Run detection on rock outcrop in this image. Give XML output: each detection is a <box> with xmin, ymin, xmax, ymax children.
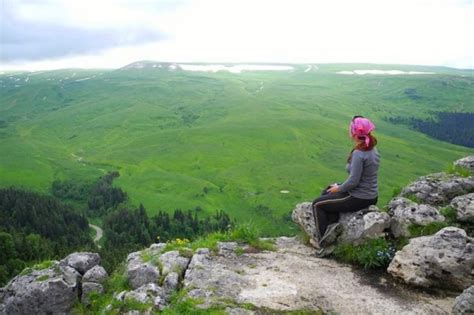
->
<box><xmin>387</xmin><ymin>227</ymin><xmax>474</xmax><ymax>290</ymax></box>
<box><xmin>181</xmin><ymin>237</ymin><xmax>452</xmax><ymax>314</ymax></box>
<box><xmin>387</xmin><ymin>197</ymin><xmax>445</xmax><ymax>238</ymax></box>
<box><xmin>454</xmin><ymin>155</ymin><xmax>474</xmax><ymax>173</ymax></box>
<box><xmin>400</xmin><ymin>173</ymin><xmax>474</xmax><ymax>206</ymax></box>
<box><xmin>0</xmin><ymin>252</ymin><xmax>105</xmax><ymax>315</ymax></box>
<box><xmin>453</xmin><ymin>285</ymin><xmax>474</xmax><ymax>315</ymax></box>
<box><xmin>451</xmin><ymin>193</ymin><xmax>474</xmax><ymax>223</ymax></box>
<box><xmin>292</xmin><ymin>203</ymin><xmax>391</xmax><ymax>245</ymax></box>
<box><xmin>115</xmin><ymin>244</ymin><xmax>192</xmax><ymax>312</ymax></box>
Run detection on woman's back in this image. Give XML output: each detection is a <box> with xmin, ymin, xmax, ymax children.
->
<box><xmin>343</xmin><ymin>148</ymin><xmax>380</xmax><ymax>199</ymax></box>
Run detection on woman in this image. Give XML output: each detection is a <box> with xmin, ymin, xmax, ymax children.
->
<box><xmin>311</xmin><ymin>116</ymin><xmax>380</xmax><ymax>256</ymax></box>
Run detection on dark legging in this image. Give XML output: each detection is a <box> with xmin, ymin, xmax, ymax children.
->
<box><xmin>312</xmin><ymin>190</ymin><xmax>377</xmax><ymax>239</ymax></box>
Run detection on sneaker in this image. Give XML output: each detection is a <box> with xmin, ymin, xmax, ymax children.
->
<box><xmin>309</xmin><ymin>237</ymin><xmax>320</xmax><ymax>249</ymax></box>
<box><xmin>312</xmin><ymin>245</ymin><xmax>335</xmax><ymax>258</ymax></box>
<box><xmin>319</xmin><ymin>223</ymin><xmax>342</xmax><ymax>248</ymax></box>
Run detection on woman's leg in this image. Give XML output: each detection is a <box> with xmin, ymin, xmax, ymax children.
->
<box><xmin>311</xmin><ymin>192</ymin><xmax>350</xmax><ymax>239</ymax></box>
<box><xmin>314</xmin><ymin>195</ymin><xmax>377</xmax><ymax>238</ymax></box>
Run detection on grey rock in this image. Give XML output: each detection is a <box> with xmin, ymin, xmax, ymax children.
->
<box><xmin>83</xmin><ymin>265</ymin><xmax>108</xmax><ymax>284</ymax></box>
<box><xmin>183</xmin><ymin>247</ymin><xmax>250</xmax><ymax>308</ymax></box>
<box><xmin>1</xmin><ymin>261</ymin><xmax>79</xmax><ymax>314</ymax></box>
<box><xmin>159</xmin><ymin>250</ymin><xmax>190</xmax><ymax>275</ymax></box>
<box><xmin>125</xmin><ymin>283</ymin><xmax>165</xmax><ymax>309</ymax></box>
<box><xmin>388</xmin><ymin>227</ymin><xmax>474</xmax><ymax>290</ymax></box>
<box><xmin>82</xmin><ymin>282</ymin><xmax>104</xmax><ymax>305</ymax></box>
<box><xmin>126</xmin><ymin>252</ymin><xmax>160</xmax><ymax>290</ymax></box>
<box><xmin>114</xmin><ymin>290</ymin><xmax>127</xmax><ymax>302</ymax></box>
<box><xmin>401</xmin><ymin>173</ymin><xmax>474</xmax><ymax>206</ymax></box>
<box><xmin>291</xmin><ymin>202</ymin><xmax>320</xmax><ymax>246</ymax></box>
<box><xmin>181</xmin><ymin>236</ymin><xmax>454</xmax><ymax>314</ymax></box>
<box><xmin>226</xmin><ymin>307</ymin><xmax>255</xmax><ymax>315</ymax></box>
<box><xmin>163</xmin><ymin>272</ymin><xmax>179</xmax><ymax>295</ymax></box>
<box><xmin>61</xmin><ymin>252</ymin><xmax>101</xmax><ymax>274</ymax></box>
<box><xmin>195</xmin><ymin>248</ymin><xmax>210</xmax><ymax>255</ymax></box>
<box><xmin>453</xmin><ymin>285</ymin><xmax>474</xmax><ymax>315</ymax></box>
<box><xmin>451</xmin><ymin>193</ymin><xmax>474</xmax><ymax>223</ymax></box>
<box><xmin>338</xmin><ymin>205</ymin><xmax>391</xmax><ymax>244</ymax></box>
<box><xmin>59</xmin><ymin>265</ymin><xmax>81</xmax><ymax>285</ymax></box>
<box><xmin>454</xmin><ymin>155</ymin><xmax>474</xmax><ymax>174</ymax></box>
<box><xmin>149</xmin><ymin>243</ymin><xmax>167</xmax><ymax>252</ymax></box>
<box><xmin>388</xmin><ymin>197</ymin><xmax>445</xmax><ymax>238</ymax></box>
<box><xmin>218</xmin><ymin>242</ymin><xmax>238</xmax><ymax>256</ymax></box>
<box><xmin>293</xmin><ymin>202</ymin><xmax>390</xmax><ymax>245</ymax></box>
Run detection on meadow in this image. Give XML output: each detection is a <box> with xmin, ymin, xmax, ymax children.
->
<box><xmin>0</xmin><ymin>62</ymin><xmax>472</xmax><ymax>235</ymax></box>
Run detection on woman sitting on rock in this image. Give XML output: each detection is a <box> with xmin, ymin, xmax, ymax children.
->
<box><xmin>312</xmin><ymin>116</ymin><xmax>380</xmax><ymax>257</ymax></box>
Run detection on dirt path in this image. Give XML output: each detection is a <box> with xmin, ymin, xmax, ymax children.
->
<box><xmin>89</xmin><ymin>224</ymin><xmax>103</xmax><ymax>249</ymax></box>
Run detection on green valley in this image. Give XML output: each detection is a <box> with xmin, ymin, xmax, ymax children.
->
<box><xmin>1</xmin><ymin>62</ymin><xmax>473</xmax><ymax>235</ymax></box>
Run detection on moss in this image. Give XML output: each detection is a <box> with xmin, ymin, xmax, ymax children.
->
<box><xmin>403</xmin><ymin>193</ymin><xmax>422</xmax><ymax>204</ymax></box>
<box><xmin>36</xmin><ymin>275</ymin><xmax>50</xmax><ymax>281</ymax></box>
<box><xmin>19</xmin><ymin>267</ymin><xmax>33</xmax><ymax>276</ymax></box>
<box><xmin>33</xmin><ymin>260</ymin><xmax>54</xmax><ymax>270</ymax></box>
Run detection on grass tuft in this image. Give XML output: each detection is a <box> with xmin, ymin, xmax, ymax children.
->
<box><xmin>333</xmin><ymin>238</ymin><xmax>396</xmax><ymax>269</ymax></box>
<box><xmin>407</xmin><ymin>221</ymin><xmax>449</xmax><ymax>237</ymax></box>
<box><xmin>446</xmin><ymin>164</ymin><xmax>471</xmax><ymax>177</ymax></box>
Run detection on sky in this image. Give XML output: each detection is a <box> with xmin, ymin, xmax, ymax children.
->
<box><xmin>1</xmin><ymin>0</ymin><xmax>473</xmax><ymax>70</ymax></box>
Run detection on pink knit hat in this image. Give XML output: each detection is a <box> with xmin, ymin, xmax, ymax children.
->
<box><xmin>349</xmin><ymin>117</ymin><xmax>375</xmax><ymax>147</ymax></box>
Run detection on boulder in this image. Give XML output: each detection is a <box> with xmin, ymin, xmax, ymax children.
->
<box><xmin>0</xmin><ymin>261</ymin><xmax>79</xmax><ymax>314</ymax></box>
<box><xmin>387</xmin><ymin>197</ymin><xmax>445</xmax><ymax>238</ymax></box>
<box><xmin>163</xmin><ymin>272</ymin><xmax>179</xmax><ymax>295</ymax></box>
<box><xmin>82</xmin><ymin>282</ymin><xmax>104</xmax><ymax>305</ymax></box>
<box><xmin>83</xmin><ymin>265</ymin><xmax>108</xmax><ymax>284</ymax></box>
<box><xmin>61</xmin><ymin>252</ymin><xmax>101</xmax><ymax>274</ymax></box>
<box><xmin>291</xmin><ymin>202</ymin><xmax>320</xmax><ymax>246</ymax></box>
<box><xmin>292</xmin><ymin>202</ymin><xmax>390</xmax><ymax>245</ymax></box>
<box><xmin>124</xmin><ymin>283</ymin><xmax>166</xmax><ymax>310</ymax></box>
<box><xmin>400</xmin><ymin>173</ymin><xmax>474</xmax><ymax>206</ymax></box>
<box><xmin>183</xmin><ymin>247</ymin><xmax>250</xmax><ymax>308</ymax></box>
<box><xmin>218</xmin><ymin>241</ymin><xmax>238</xmax><ymax>256</ymax></box>
<box><xmin>387</xmin><ymin>227</ymin><xmax>474</xmax><ymax>290</ymax></box>
<box><xmin>338</xmin><ymin>205</ymin><xmax>391</xmax><ymax>244</ymax></box>
<box><xmin>159</xmin><ymin>250</ymin><xmax>190</xmax><ymax>276</ymax></box>
<box><xmin>454</xmin><ymin>155</ymin><xmax>474</xmax><ymax>174</ymax></box>
<box><xmin>126</xmin><ymin>251</ymin><xmax>160</xmax><ymax>290</ymax></box>
<box><xmin>451</xmin><ymin>193</ymin><xmax>474</xmax><ymax>223</ymax></box>
<box><xmin>453</xmin><ymin>285</ymin><xmax>474</xmax><ymax>315</ymax></box>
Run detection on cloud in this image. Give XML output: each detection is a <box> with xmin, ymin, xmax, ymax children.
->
<box><xmin>0</xmin><ymin>0</ymin><xmax>167</xmax><ymax>62</ymax></box>
<box><xmin>1</xmin><ymin>0</ymin><xmax>472</xmax><ymax>69</ymax></box>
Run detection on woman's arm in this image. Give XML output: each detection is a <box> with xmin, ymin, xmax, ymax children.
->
<box><xmin>337</xmin><ymin>151</ymin><xmax>364</xmax><ymax>193</ymax></box>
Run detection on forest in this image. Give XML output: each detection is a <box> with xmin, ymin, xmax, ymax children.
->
<box><xmin>387</xmin><ymin>112</ymin><xmax>474</xmax><ymax>148</ymax></box>
<box><xmin>0</xmin><ymin>172</ymin><xmax>233</xmax><ymax>285</ymax></box>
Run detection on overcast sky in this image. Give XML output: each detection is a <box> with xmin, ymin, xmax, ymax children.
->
<box><xmin>1</xmin><ymin>0</ymin><xmax>473</xmax><ymax>70</ymax></box>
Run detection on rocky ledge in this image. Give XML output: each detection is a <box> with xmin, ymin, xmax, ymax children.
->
<box><xmin>0</xmin><ymin>237</ymin><xmax>457</xmax><ymax>315</ymax></box>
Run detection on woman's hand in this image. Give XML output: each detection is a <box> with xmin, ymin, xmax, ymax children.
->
<box><xmin>327</xmin><ymin>184</ymin><xmax>340</xmax><ymax>194</ymax></box>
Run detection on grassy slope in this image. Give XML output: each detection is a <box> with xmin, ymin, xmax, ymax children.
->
<box><xmin>0</xmin><ymin>64</ymin><xmax>472</xmax><ymax>235</ymax></box>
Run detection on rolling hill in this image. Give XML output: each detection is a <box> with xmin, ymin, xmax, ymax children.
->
<box><xmin>0</xmin><ymin>62</ymin><xmax>472</xmax><ymax>235</ymax></box>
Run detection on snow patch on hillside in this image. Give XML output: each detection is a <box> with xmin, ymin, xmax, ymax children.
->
<box><xmin>337</xmin><ymin>70</ymin><xmax>435</xmax><ymax>75</ymax></box>
<box><xmin>178</xmin><ymin>64</ymin><xmax>294</xmax><ymax>73</ymax></box>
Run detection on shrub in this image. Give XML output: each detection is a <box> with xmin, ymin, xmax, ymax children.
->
<box><xmin>333</xmin><ymin>238</ymin><xmax>396</xmax><ymax>269</ymax></box>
